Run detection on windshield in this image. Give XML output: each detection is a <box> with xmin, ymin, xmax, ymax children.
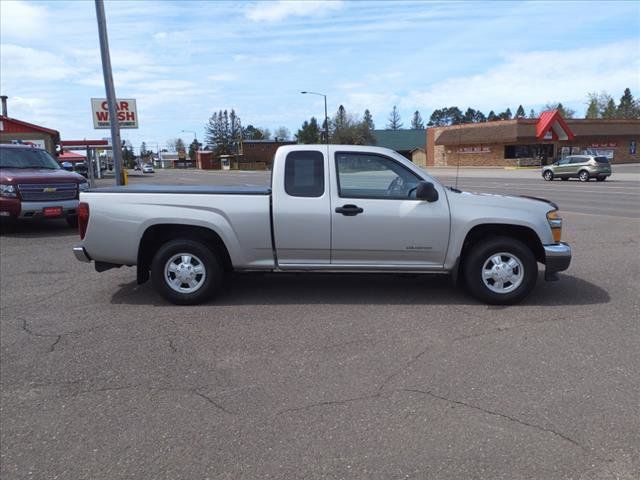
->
<box><xmin>0</xmin><ymin>148</ymin><xmax>61</xmax><ymax>170</ymax></box>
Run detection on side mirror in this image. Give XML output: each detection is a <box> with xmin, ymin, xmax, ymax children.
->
<box><xmin>416</xmin><ymin>181</ymin><xmax>439</xmax><ymax>202</ymax></box>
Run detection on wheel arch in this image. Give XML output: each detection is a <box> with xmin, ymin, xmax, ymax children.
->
<box><xmin>455</xmin><ymin>223</ymin><xmax>544</xmax><ymax>281</ymax></box>
<box><xmin>137</xmin><ymin>224</ymin><xmax>233</xmax><ymax>284</ymax></box>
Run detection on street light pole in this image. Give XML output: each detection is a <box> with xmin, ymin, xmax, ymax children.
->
<box><xmin>301</xmin><ymin>91</ymin><xmax>329</xmax><ymax>144</ymax></box>
<box><xmin>181</xmin><ymin>130</ymin><xmax>197</xmax><ymax>142</ymax></box>
<box><xmin>95</xmin><ymin>0</ymin><xmax>124</xmax><ymax>186</ymax></box>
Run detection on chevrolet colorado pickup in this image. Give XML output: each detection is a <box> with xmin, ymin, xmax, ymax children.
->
<box><xmin>73</xmin><ymin>145</ymin><xmax>571</xmax><ymax>305</ymax></box>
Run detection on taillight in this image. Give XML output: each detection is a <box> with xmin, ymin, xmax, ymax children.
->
<box><xmin>78</xmin><ymin>202</ymin><xmax>89</xmax><ymax>239</ymax></box>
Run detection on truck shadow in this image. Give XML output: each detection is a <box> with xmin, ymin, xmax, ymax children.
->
<box><xmin>0</xmin><ymin>219</ymin><xmax>76</xmax><ymax>238</ymax></box>
<box><xmin>110</xmin><ymin>272</ymin><xmax>609</xmax><ymax>307</ymax></box>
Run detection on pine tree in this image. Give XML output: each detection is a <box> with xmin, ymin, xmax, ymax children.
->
<box><xmin>387</xmin><ymin>105</ymin><xmax>403</xmax><ymax>130</ymax></box>
<box><xmin>296</xmin><ymin>117</ymin><xmax>321</xmax><ymax>144</ymax></box>
<box><xmin>487</xmin><ymin>110</ymin><xmax>497</xmax><ymax>121</ymax></box>
<box><xmin>585</xmin><ymin>93</ymin><xmax>600</xmax><ymax>118</ymax></box>
<box><xmin>363</xmin><ymin>109</ymin><xmax>375</xmax><ymax>131</ymax></box>
<box><xmin>411</xmin><ymin>110</ymin><xmax>424</xmax><ymax>129</ymax></box>
<box><xmin>617</xmin><ymin>88</ymin><xmax>639</xmax><ymax>119</ymax></box>
<box><xmin>603</xmin><ymin>98</ymin><xmax>617</xmax><ymax>118</ymax></box>
<box><xmin>515</xmin><ymin>105</ymin><xmax>526</xmax><ymax>118</ymax></box>
<box><xmin>528</xmin><ymin>109</ymin><xmax>536</xmax><ymax>119</ymax></box>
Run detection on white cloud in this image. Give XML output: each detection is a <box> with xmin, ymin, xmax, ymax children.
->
<box><xmin>0</xmin><ymin>0</ymin><xmax>48</xmax><ymax>40</ymax></box>
<box><xmin>245</xmin><ymin>0</ymin><xmax>343</xmax><ymax>22</ymax></box>
<box><xmin>404</xmin><ymin>40</ymin><xmax>640</xmax><ymax>112</ymax></box>
<box><xmin>0</xmin><ymin>44</ymin><xmax>75</xmax><ymax>81</ymax></box>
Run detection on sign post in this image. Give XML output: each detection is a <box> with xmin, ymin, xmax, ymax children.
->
<box><xmin>94</xmin><ymin>0</ymin><xmax>125</xmax><ymax>185</ymax></box>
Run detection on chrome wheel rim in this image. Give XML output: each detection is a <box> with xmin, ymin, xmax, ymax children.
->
<box><xmin>164</xmin><ymin>253</ymin><xmax>206</xmax><ymax>294</ymax></box>
<box><xmin>544</xmin><ymin>171</ymin><xmax>552</xmax><ymax>180</ymax></box>
<box><xmin>579</xmin><ymin>171</ymin><xmax>588</xmax><ymax>181</ymax></box>
<box><xmin>481</xmin><ymin>252</ymin><xmax>524</xmax><ymax>294</ymax></box>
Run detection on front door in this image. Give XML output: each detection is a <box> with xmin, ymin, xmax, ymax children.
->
<box><xmin>330</xmin><ymin>152</ymin><xmax>450</xmax><ymax>268</ymax></box>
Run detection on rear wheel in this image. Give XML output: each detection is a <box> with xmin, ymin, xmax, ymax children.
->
<box><xmin>578</xmin><ymin>170</ymin><xmax>590</xmax><ymax>182</ymax></box>
<box><xmin>543</xmin><ymin>170</ymin><xmax>554</xmax><ymax>181</ymax></box>
<box><xmin>463</xmin><ymin>236</ymin><xmax>537</xmax><ymax>305</ymax></box>
<box><xmin>151</xmin><ymin>239</ymin><xmax>222</xmax><ymax>305</ymax></box>
<box><xmin>596</xmin><ymin>176</ymin><xmax>606</xmax><ymax>182</ymax></box>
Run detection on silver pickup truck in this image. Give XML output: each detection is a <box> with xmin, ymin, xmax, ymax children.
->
<box><xmin>73</xmin><ymin>145</ymin><xmax>571</xmax><ymax>305</ymax></box>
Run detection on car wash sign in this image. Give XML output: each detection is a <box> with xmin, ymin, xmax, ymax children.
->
<box><xmin>91</xmin><ymin>98</ymin><xmax>138</xmax><ymax>129</ymax></box>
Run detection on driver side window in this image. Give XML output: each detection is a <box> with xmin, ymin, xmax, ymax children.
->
<box><xmin>335</xmin><ymin>152</ymin><xmax>421</xmax><ymax>199</ymax></box>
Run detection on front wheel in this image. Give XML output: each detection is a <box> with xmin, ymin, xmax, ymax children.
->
<box><xmin>543</xmin><ymin>170</ymin><xmax>554</xmax><ymax>181</ymax></box>
<box><xmin>578</xmin><ymin>170</ymin><xmax>590</xmax><ymax>182</ymax></box>
<box><xmin>463</xmin><ymin>237</ymin><xmax>537</xmax><ymax>305</ymax></box>
<box><xmin>151</xmin><ymin>239</ymin><xmax>222</xmax><ymax>305</ymax></box>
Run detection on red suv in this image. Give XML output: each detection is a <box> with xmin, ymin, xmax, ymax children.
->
<box><xmin>0</xmin><ymin>144</ymin><xmax>89</xmax><ymax>227</ymax></box>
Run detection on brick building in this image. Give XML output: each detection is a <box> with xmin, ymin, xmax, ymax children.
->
<box><xmin>241</xmin><ymin>140</ymin><xmax>296</xmax><ymax>169</ymax></box>
<box><xmin>426</xmin><ymin>111</ymin><xmax>640</xmax><ymax>167</ymax></box>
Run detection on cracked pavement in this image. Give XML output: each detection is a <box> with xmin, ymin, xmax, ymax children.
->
<box><xmin>1</xmin><ymin>170</ymin><xmax>639</xmax><ymax>479</ymax></box>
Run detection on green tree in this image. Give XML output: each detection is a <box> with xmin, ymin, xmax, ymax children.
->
<box><xmin>603</xmin><ymin>98</ymin><xmax>617</xmax><ymax>118</ymax></box>
<box><xmin>617</xmin><ymin>88</ymin><xmax>640</xmax><ymax>119</ymax></box>
<box><xmin>274</xmin><ymin>126</ymin><xmax>290</xmax><ymax>141</ymax></box>
<box><xmin>140</xmin><ymin>141</ymin><xmax>148</xmax><ymax>160</ymax></box>
<box><xmin>528</xmin><ymin>109</ymin><xmax>536</xmax><ymax>118</ymax></box>
<box><xmin>498</xmin><ymin>108</ymin><xmax>512</xmax><ymax>120</ymax></box>
<box><xmin>188</xmin><ymin>139</ymin><xmax>202</xmax><ymax>162</ymax></box>
<box><xmin>428</xmin><ymin>107</ymin><xmax>463</xmax><ymax>126</ymax></box>
<box><xmin>358</xmin><ymin>109</ymin><xmax>375</xmax><ymax>145</ymax></box>
<box><xmin>487</xmin><ymin>110</ymin><xmax>498</xmax><ymax>121</ymax></box>
<box><xmin>543</xmin><ymin>102</ymin><xmax>575</xmax><ymax>118</ymax></box>
<box><xmin>515</xmin><ymin>105</ymin><xmax>526</xmax><ymax>118</ymax></box>
<box><xmin>462</xmin><ymin>108</ymin><xmax>486</xmax><ymax>123</ymax></box>
<box><xmin>585</xmin><ymin>93</ymin><xmax>600</xmax><ymax>118</ymax></box>
<box><xmin>387</xmin><ymin>105</ymin><xmax>403</xmax><ymax>130</ymax></box>
<box><xmin>411</xmin><ymin>110</ymin><xmax>424</xmax><ymax>129</ymax></box>
<box><xmin>243</xmin><ymin>125</ymin><xmax>265</xmax><ymax>140</ymax></box>
<box><xmin>296</xmin><ymin>117</ymin><xmax>321</xmax><ymax>144</ymax></box>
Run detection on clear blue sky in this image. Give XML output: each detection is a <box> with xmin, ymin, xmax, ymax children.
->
<box><xmin>1</xmin><ymin>0</ymin><xmax>639</xmax><ymax>151</ymax></box>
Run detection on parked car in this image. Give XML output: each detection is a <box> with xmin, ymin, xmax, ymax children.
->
<box><xmin>73</xmin><ymin>145</ymin><xmax>571</xmax><ymax>306</ymax></box>
<box><xmin>142</xmin><ymin>163</ymin><xmax>154</xmax><ymax>173</ymax></box>
<box><xmin>542</xmin><ymin>155</ymin><xmax>612</xmax><ymax>182</ymax></box>
<box><xmin>0</xmin><ymin>144</ymin><xmax>89</xmax><ymax>227</ymax></box>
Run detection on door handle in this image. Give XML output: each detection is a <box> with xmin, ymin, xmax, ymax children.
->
<box><xmin>335</xmin><ymin>204</ymin><xmax>364</xmax><ymax>216</ymax></box>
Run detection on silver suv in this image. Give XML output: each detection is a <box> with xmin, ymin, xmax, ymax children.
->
<box><xmin>542</xmin><ymin>155</ymin><xmax>612</xmax><ymax>182</ymax></box>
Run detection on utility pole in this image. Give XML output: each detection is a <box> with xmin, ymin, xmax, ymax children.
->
<box><xmin>95</xmin><ymin>0</ymin><xmax>124</xmax><ymax>185</ymax></box>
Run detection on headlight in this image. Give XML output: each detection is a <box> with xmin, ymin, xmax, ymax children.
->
<box><xmin>0</xmin><ymin>184</ymin><xmax>17</xmax><ymax>198</ymax></box>
<box><xmin>78</xmin><ymin>182</ymin><xmax>90</xmax><ymax>191</ymax></box>
<box><xmin>546</xmin><ymin>210</ymin><xmax>562</xmax><ymax>243</ymax></box>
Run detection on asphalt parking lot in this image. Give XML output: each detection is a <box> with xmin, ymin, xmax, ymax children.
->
<box><xmin>1</xmin><ymin>166</ymin><xmax>639</xmax><ymax>479</ymax></box>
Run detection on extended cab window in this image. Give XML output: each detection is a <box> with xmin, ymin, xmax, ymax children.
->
<box><xmin>335</xmin><ymin>152</ymin><xmax>421</xmax><ymax>199</ymax></box>
<box><xmin>284</xmin><ymin>151</ymin><xmax>324</xmax><ymax>197</ymax></box>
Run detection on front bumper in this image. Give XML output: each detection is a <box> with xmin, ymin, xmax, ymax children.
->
<box><xmin>543</xmin><ymin>242</ymin><xmax>571</xmax><ymax>280</ymax></box>
<box><xmin>73</xmin><ymin>246</ymin><xmax>92</xmax><ymax>263</ymax></box>
<box><xmin>19</xmin><ymin>199</ymin><xmax>79</xmax><ymax>218</ymax></box>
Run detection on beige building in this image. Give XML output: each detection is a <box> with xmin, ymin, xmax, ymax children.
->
<box><xmin>427</xmin><ymin>112</ymin><xmax>639</xmax><ymax>167</ymax></box>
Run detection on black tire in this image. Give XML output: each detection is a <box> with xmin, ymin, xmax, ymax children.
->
<box><xmin>596</xmin><ymin>176</ymin><xmax>606</xmax><ymax>182</ymax></box>
<box><xmin>66</xmin><ymin>215</ymin><xmax>78</xmax><ymax>228</ymax></box>
<box><xmin>150</xmin><ymin>239</ymin><xmax>222</xmax><ymax>305</ymax></box>
<box><xmin>578</xmin><ymin>170</ymin><xmax>590</xmax><ymax>182</ymax></box>
<box><xmin>462</xmin><ymin>236</ymin><xmax>537</xmax><ymax>305</ymax></box>
<box><xmin>543</xmin><ymin>170</ymin><xmax>554</xmax><ymax>181</ymax></box>
<box><xmin>561</xmin><ymin>177</ymin><xmax>569</xmax><ymax>181</ymax></box>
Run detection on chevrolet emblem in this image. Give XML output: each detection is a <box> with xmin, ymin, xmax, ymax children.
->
<box><xmin>43</xmin><ymin>187</ymin><xmax>57</xmax><ymax>193</ymax></box>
